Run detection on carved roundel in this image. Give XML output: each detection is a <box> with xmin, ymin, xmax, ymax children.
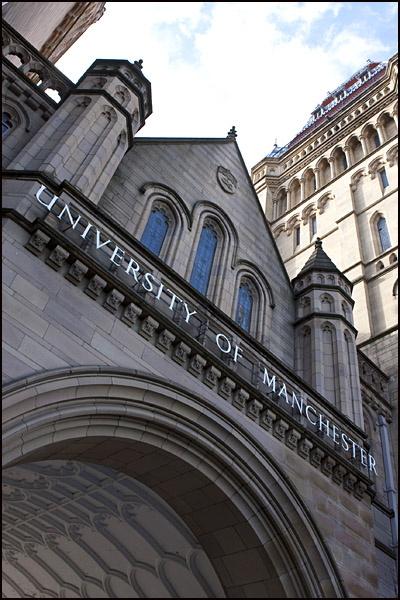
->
<box><xmin>217</xmin><ymin>165</ymin><xmax>237</xmax><ymax>194</ymax></box>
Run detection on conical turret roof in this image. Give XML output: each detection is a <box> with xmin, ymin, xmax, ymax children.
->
<box><xmin>297</xmin><ymin>238</ymin><xmax>339</xmax><ymax>277</ymax></box>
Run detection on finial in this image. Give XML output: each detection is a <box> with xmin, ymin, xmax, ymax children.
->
<box><xmin>315</xmin><ymin>237</ymin><xmax>323</xmax><ymax>249</ymax></box>
<box><xmin>134</xmin><ymin>59</ymin><xmax>143</xmax><ymax>70</ymax></box>
<box><xmin>227</xmin><ymin>126</ymin><xmax>237</xmax><ymax>139</ymax></box>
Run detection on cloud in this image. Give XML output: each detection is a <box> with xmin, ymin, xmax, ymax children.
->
<box><xmin>55</xmin><ymin>2</ymin><xmax>397</xmax><ymax>169</ymax></box>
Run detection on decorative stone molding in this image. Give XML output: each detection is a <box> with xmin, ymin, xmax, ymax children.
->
<box><xmin>260</xmin><ymin>408</ymin><xmax>277</xmax><ymax>431</ymax></box>
<box><xmin>232</xmin><ymin>388</ymin><xmax>249</xmax><ymax>410</ymax></box>
<box><xmin>298</xmin><ymin>437</ymin><xmax>313</xmax><ymax>459</ymax></box>
<box><xmin>204</xmin><ymin>365</ymin><xmax>222</xmax><ymax>390</ymax></box>
<box><xmin>188</xmin><ymin>354</ymin><xmax>207</xmax><ymax>379</ymax></box>
<box><xmin>218</xmin><ymin>377</ymin><xmax>235</xmax><ymax>400</ymax></box>
<box><xmin>44</xmin><ymin>244</ymin><xmax>69</xmax><ymax>271</ymax></box>
<box><xmin>121</xmin><ymin>302</ymin><xmax>142</xmax><ymax>327</ymax></box>
<box><xmin>217</xmin><ymin>166</ymin><xmax>237</xmax><ymax>194</ymax></box>
<box><xmin>310</xmin><ymin>447</ymin><xmax>324</xmax><ymax>468</ymax></box>
<box><xmin>25</xmin><ymin>230</ymin><xmax>51</xmax><ymax>256</ymax></box>
<box><xmin>65</xmin><ymin>260</ymin><xmax>89</xmax><ymax>285</ymax></box>
<box><xmin>354</xmin><ymin>481</ymin><xmax>368</xmax><ymax>500</ymax></box>
<box><xmin>104</xmin><ymin>288</ymin><xmax>125</xmax><ymax>314</ymax></box>
<box><xmin>343</xmin><ymin>473</ymin><xmax>357</xmax><ymax>493</ymax></box>
<box><xmin>172</xmin><ymin>341</ymin><xmax>191</xmax><ymax>366</ymax></box>
<box><xmin>155</xmin><ymin>329</ymin><xmax>176</xmax><ymax>354</ymax></box>
<box><xmin>138</xmin><ymin>315</ymin><xmax>159</xmax><ymax>341</ymax></box>
<box><xmin>84</xmin><ymin>274</ymin><xmax>107</xmax><ymax>299</ymax></box>
<box><xmin>273</xmin><ymin>418</ymin><xmax>289</xmax><ymax>441</ymax></box>
<box><xmin>285</xmin><ymin>428</ymin><xmax>302</xmax><ymax>450</ymax></box>
<box><xmin>321</xmin><ymin>456</ymin><xmax>336</xmax><ymax>477</ymax></box>
<box><xmin>246</xmin><ymin>398</ymin><xmax>263</xmax><ymax>421</ymax></box>
<box><xmin>332</xmin><ymin>465</ymin><xmax>347</xmax><ymax>485</ymax></box>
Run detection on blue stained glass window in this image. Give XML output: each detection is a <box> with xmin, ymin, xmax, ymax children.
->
<box><xmin>235</xmin><ymin>283</ymin><xmax>253</xmax><ymax>332</ymax></box>
<box><xmin>377</xmin><ymin>217</ymin><xmax>391</xmax><ymax>252</ymax></box>
<box><xmin>379</xmin><ymin>169</ymin><xmax>389</xmax><ymax>189</ymax></box>
<box><xmin>190</xmin><ymin>224</ymin><xmax>217</xmax><ymax>295</ymax></box>
<box><xmin>141</xmin><ymin>208</ymin><xmax>169</xmax><ymax>256</ymax></box>
<box><xmin>2</xmin><ymin>112</ymin><xmax>12</xmax><ymax>136</ymax></box>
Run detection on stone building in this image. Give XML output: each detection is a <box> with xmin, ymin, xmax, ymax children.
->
<box><xmin>2</xmin><ymin>5</ymin><xmax>398</xmax><ymax>598</ymax></box>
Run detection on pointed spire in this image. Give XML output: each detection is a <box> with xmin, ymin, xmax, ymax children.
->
<box><xmin>227</xmin><ymin>126</ymin><xmax>237</xmax><ymax>139</ymax></box>
<box><xmin>297</xmin><ymin>237</ymin><xmax>339</xmax><ymax>276</ymax></box>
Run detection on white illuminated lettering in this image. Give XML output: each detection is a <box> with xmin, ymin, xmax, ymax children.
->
<box><xmin>319</xmin><ymin>414</ymin><xmax>330</xmax><ymax>436</ymax></box>
<box><xmin>155</xmin><ymin>282</ymin><xmax>164</xmax><ymax>300</ymax></box>
<box><xmin>95</xmin><ymin>229</ymin><xmax>112</xmax><ymax>250</ymax></box>
<box><xmin>331</xmin><ymin>424</ymin><xmax>340</xmax><ymax>445</ymax></box>
<box><xmin>360</xmin><ymin>447</ymin><xmax>368</xmax><ymax>467</ymax></box>
<box><xmin>341</xmin><ymin>432</ymin><xmax>349</xmax><ymax>452</ymax></box>
<box><xmin>36</xmin><ymin>185</ymin><xmax>59</xmax><ymax>210</ymax></box>
<box><xmin>58</xmin><ymin>203</ymin><xmax>82</xmax><ymax>229</ymax></box>
<box><xmin>306</xmin><ymin>404</ymin><xmax>317</xmax><ymax>425</ymax></box>
<box><xmin>263</xmin><ymin>367</ymin><xmax>276</xmax><ymax>392</ymax></box>
<box><xmin>166</xmin><ymin>289</ymin><xmax>183</xmax><ymax>311</ymax></box>
<box><xmin>278</xmin><ymin>383</ymin><xmax>289</xmax><ymax>403</ymax></box>
<box><xmin>125</xmin><ymin>258</ymin><xmax>140</xmax><ymax>282</ymax></box>
<box><xmin>216</xmin><ymin>334</ymin><xmax>231</xmax><ymax>354</ymax></box>
<box><xmin>349</xmin><ymin>438</ymin><xmax>359</xmax><ymax>458</ymax></box>
<box><xmin>291</xmin><ymin>391</ymin><xmax>303</xmax><ymax>415</ymax></box>
<box><xmin>110</xmin><ymin>245</ymin><xmax>125</xmax><ymax>266</ymax></box>
<box><xmin>233</xmin><ymin>345</ymin><xmax>243</xmax><ymax>363</ymax></box>
<box><xmin>183</xmin><ymin>303</ymin><xmax>197</xmax><ymax>324</ymax></box>
<box><xmin>81</xmin><ymin>222</ymin><xmax>94</xmax><ymax>240</ymax></box>
<box><xmin>142</xmin><ymin>272</ymin><xmax>156</xmax><ymax>293</ymax></box>
<box><xmin>368</xmin><ymin>454</ymin><xmax>378</xmax><ymax>475</ymax></box>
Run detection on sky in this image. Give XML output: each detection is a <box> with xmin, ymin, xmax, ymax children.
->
<box><xmin>55</xmin><ymin>2</ymin><xmax>398</xmax><ymax>170</ymax></box>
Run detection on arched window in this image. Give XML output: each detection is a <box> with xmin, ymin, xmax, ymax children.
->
<box><xmin>2</xmin><ymin>112</ymin><xmax>13</xmax><ymax>136</ymax></box>
<box><xmin>190</xmin><ymin>224</ymin><xmax>218</xmax><ymax>295</ymax></box>
<box><xmin>141</xmin><ymin>207</ymin><xmax>169</xmax><ymax>256</ymax></box>
<box><xmin>235</xmin><ymin>283</ymin><xmax>253</xmax><ymax>332</ymax></box>
<box><xmin>377</xmin><ymin>217</ymin><xmax>391</xmax><ymax>252</ymax></box>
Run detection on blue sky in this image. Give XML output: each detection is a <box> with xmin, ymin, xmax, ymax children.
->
<box><xmin>55</xmin><ymin>2</ymin><xmax>398</xmax><ymax>169</ymax></box>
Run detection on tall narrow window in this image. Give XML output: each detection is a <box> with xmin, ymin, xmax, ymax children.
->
<box><xmin>2</xmin><ymin>112</ymin><xmax>12</xmax><ymax>136</ymax></box>
<box><xmin>295</xmin><ymin>226</ymin><xmax>301</xmax><ymax>246</ymax></box>
<box><xmin>190</xmin><ymin>224</ymin><xmax>218</xmax><ymax>295</ymax></box>
<box><xmin>374</xmin><ymin>134</ymin><xmax>380</xmax><ymax>148</ymax></box>
<box><xmin>141</xmin><ymin>207</ymin><xmax>169</xmax><ymax>256</ymax></box>
<box><xmin>377</xmin><ymin>217</ymin><xmax>391</xmax><ymax>252</ymax></box>
<box><xmin>379</xmin><ymin>169</ymin><xmax>389</xmax><ymax>189</ymax></box>
<box><xmin>235</xmin><ymin>283</ymin><xmax>253</xmax><ymax>332</ymax></box>
<box><xmin>311</xmin><ymin>216</ymin><xmax>317</xmax><ymax>237</ymax></box>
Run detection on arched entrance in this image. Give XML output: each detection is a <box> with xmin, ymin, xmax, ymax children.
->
<box><xmin>3</xmin><ymin>367</ymin><xmax>348</xmax><ymax>598</ymax></box>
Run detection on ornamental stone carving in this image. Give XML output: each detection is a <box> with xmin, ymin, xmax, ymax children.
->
<box><xmin>217</xmin><ymin>166</ymin><xmax>237</xmax><ymax>194</ymax></box>
<box><xmin>155</xmin><ymin>329</ymin><xmax>176</xmax><ymax>353</ymax></box>
<box><xmin>65</xmin><ymin>260</ymin><xmax>89</xmax><ymax>285</ymax></box>
<box><xmin>246</xmin><ymin>398</ymin><xmax>263</xmax><ymax>421</ymax></box>
<box><xmin>218</xmin><ymin>376</ymin><xmax>235</xmax><ymax>400</ymax></box>
<box><xmin>25</xmin><ymin>229</ymin><xmax>51</xmax><ymax>256</ymax></box>
<box><xmin>104</xmin><ymin>289</ymin><xmax>125</xmax><ymax>314</ymax></box>
<box><xmin>85</xmin><ymin>274</ymin><xmax>107</xmax><ymax>299</ymax></box>
<box><xmin>188</xmin><ymin>354</ymin><xmax>207</xmax><ymax>378</ymax></box>
<box><xmin>297</xmin><ymin>438</ymin><xmax>313</xmax><ymax>459</ymax></box>
<box><xmin>204</xmin><ymin>365</ymin><xmax>222</xmax><ymax>390</ymax></box>
<box><xmin>260</xmin><ymin>408</ymin><xmax>277</xmax><ymax>431</ymax></box>
<box><xmin>273</xmin><ymin>418</ymin><xmax>289</xmax><ymax>441</ymax></box>
<box><xmin>172</xmin><ymin>341</ymin><xmax>191</xmax><ymax>365</ymax></box>
<box><xmin>310</xmin><ymin>447</ymin><xmax>324</xmax><ymax>468</ymax></box>
<box><xmin>232</xmin><ymin>388</ymin><xmax>249</xmax><ymax>410</ymax></box>
<box><xmin>121</xmin><ymin>302</ymin><xmax>142</xmax><ymax>326</ymax></box>
<box><xmin>46</xmin><ymin>245</ymin><xmax>70</xmax><ymax>271</ymax></box>
<box><xmin>285</xmin><ymin>428</ymin><xmax>302</xmax><ymax>450</ymax></box>
<box><xmin>138</xmin><ymin>315</ymin><xmax>159</xmax><ymax>340</ymax></box>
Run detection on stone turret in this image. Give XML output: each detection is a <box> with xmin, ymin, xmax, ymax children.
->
<box><xmin>292</xmin><ymin>238</ymin><xmax>364</xmax><ymax>428</ymax></box>
<box><xmin>8</xmin><ymin>58</ymin><xmax>152</xmax><ymax>203</ymax></box>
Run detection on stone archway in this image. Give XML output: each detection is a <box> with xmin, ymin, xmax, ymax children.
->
<box><xmin>3</xmin><ymin>367</ymin><xmax>348</xmax><ymax>598</ymax></box>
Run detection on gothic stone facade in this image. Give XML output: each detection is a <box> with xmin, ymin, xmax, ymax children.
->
<box><xmin>2</xmin><ymin>16</ymin><xmax>398</xmax><ymax>599</ymax></box>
